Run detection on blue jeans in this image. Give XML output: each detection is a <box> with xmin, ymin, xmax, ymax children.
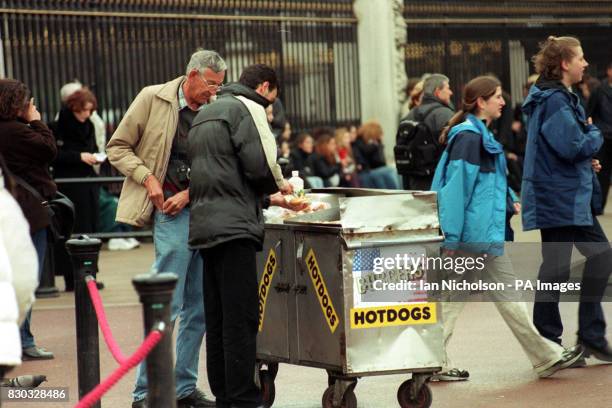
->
<box><xmin>358</xmin><ymin>166</ymin><xmax>400</xmax><ymax>189</ymax></box>
<box><xmin>20</xmin><ymin>228</ymin><xmax>46</xmax><ymax>349</ymax></box>
<box><xmin>133</xmin><ymin>208</ymin><xmax>205</xmax><ymax>401</ymax></box>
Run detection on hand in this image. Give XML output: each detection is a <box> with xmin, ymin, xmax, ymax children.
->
<box><xmin>513</xmin><ymin>202</ymin><xmax>521</xmax><ymax>214</ymax></box>
<box><xmin>507</xmin><ymin>152</ymin><xmax>518</xmax><ymax>161</ymax></box>
<box><xmin>143</xmin><ymin>174</ymin><xmax>164</xmax><ymax>211</ymax></box>
<box><xmin>587</xmin><ymin>117</ymin><xmax>593</xmax><ymax>125</ymax></box>
<box><xmin>270</xmin><ymin>192</ymin><xmax>310</xmax><ymax>211</ymax></box>
<box><xmin>592</xmin><ymin>159</ymin><xmax>602</xmax><ymax>173</ymax></box>
<box><xmin>24</xmin><ymin>98</ymin><xmax>41</xmax><ymax>122</ymax></box>
<box><xmin>511</xmin><ymin>120</ymin><xmax>522</xmax><ymax>133</ymax></box>
<box><xmin>162</xmin><ymin>189</ymin><xmax>189</xmax><ymax>216</ymax></box>
<box><xmin>279</xmin><ymin>180</ymin><xmax>293</xmax><ymax>195</ymax></box>
<box><xmin>80</xmin><ymin>152</ymin><xmax>98</xmax><ymax>166</ymax></box>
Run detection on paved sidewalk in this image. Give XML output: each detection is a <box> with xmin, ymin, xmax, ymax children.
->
<box><xmin>4</xmin><ymin>214</ymin><xmax>612</xmax><ymax>407</ymax></box>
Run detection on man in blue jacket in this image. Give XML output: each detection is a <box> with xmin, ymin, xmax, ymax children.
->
<box><xmin>521</xmin><ymin>36</ymin><xmax>612</xmax><ymax>363</ymax></box>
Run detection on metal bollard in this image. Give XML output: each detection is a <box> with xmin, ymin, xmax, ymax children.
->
<box><xmin>132</xmin><ymin>273</ymin><xmax>178</xmax><ymax>408</ymax></box>
<box><xmin>66</xmin><ymin>236</ymin><xmax>102</xmax><ymax>407</ymax></box>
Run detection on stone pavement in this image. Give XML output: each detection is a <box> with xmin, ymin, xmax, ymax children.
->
<box><xmin>4</xmin><ymin>213</ymin><xmax>612</xmax><ymax>407</ymax></box>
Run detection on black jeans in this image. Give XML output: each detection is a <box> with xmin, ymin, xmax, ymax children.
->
<box><xmin>201</xmin><ymin>239</ymin><xmax>261</xmax><ymax>408</ymax></box>
<box><xmin>534</xmin><ymin>217</ymin><xmax>611</xmax><ymax>349</ymax></box>
<box><xmin>596</xmin><ymin>136</ymin><xmax>612</xmax><ymax>210</ymax></box>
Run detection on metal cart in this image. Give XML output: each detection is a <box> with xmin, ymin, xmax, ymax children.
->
<box><xmin>256</xmin><ymin>189</ymin><xmax>445</xmax><ymax>408</ymax></box>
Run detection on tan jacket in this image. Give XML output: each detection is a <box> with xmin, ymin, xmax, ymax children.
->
<box><xmin>106</xmin><ymin>76</ymin><xmax>183</xmax><ymax>226</ymax></box>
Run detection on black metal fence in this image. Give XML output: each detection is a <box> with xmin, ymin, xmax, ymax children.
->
<box><xmin>403</xmin><ymin>1</ymin><xmax>612</xmax><ymax>106</ymax></box>
<box><xmin>0</xmin><ymin>0</ymin><xmax>360</xmax><ymax>133</ymax></box>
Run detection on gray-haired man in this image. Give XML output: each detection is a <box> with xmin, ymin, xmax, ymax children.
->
<box><xmin>107</xmin><ymin>49</ymin><xmax>226</xmax><ymax>408</ymax></box>
<box><xmin>401</xmin><ymin>73</ymin><xmax>455</xmax><ymax>190</ymax></box>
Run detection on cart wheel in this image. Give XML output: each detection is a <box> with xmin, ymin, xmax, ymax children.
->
<box><xmin>397</xmin><ymin>380</ymin><xmax>432</xmax><ymax>408</ymax></box>
<box><xmin>260</xmin><ymin>370</ymin><xmax>276</xmax><ymax>408</ymax></box>
<box><xmin>322</xmin><ymin>385</ymin><xmax>357</xmax><ymax>408</ymax></box>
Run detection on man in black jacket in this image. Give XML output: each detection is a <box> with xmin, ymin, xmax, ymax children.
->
<box><xmin>401</xmin><ymin>73</ymin><xmax>455</xmax><ymax>190</ymax></box>
<box><xmin>588</xmin><ymin>61</ymin><xmax>612</xmax><ymax>211</ymax></box>
<box><xmin>188</xmin><ymin>64</ymin><xmax>290</xmax><ymax>408</ymax></box>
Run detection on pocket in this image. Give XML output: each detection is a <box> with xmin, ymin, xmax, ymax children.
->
<box><xmin>155</xmin><ymin>210</ymin><xmax>179</xmax><ymax>224</ymax></box>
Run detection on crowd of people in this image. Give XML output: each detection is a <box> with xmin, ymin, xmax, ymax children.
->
<box><xmin>0</xmin><ymin>33</ymin><xmax>610</xmax><ymax>408</ymax></box>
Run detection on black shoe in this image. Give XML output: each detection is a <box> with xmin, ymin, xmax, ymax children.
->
<box><xmin>568</xmin><ymin>356</ymin><xmax>587</xmax><ymax>368</ymax></box>
<box><xmin>22</xmin><ymin>347</ymin><xmax>54</xmax><ymax>361</ymax></box>
<box><xmin>96</xmin><ymin>281</ymin><xmax>105</xmax><ymax>290</ymax></box>
<box><xmin>131</xmin><ymin>399</ymin><xmax>146</xmax><ymax>408</ymax></box>
<box><xmin>177</xmin><ymin>388</ymin><xmax>215</xmax><ymax>407</ymax></box>
<box><xmin>580</xmin><ymin>340</ymin><xmax>612</xmax><ymax>362</ymax></box>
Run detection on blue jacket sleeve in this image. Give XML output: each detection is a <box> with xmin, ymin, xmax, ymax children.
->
<box><xmin>541</xmin><ymin>94</ymin><xmax>603</xmax><ymax>163</ymax></box>
<box><xmin>436</xmin><ymin>132</ymin><xmax>482</xmax><ymax>249</ymax></box>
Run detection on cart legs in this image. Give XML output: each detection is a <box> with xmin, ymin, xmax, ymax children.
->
<box><xmin>322</xmin><ymin>372</ymin><xmax>357</xmax><ymax>408</ymax></box>
<box><xmin>397</xmin><ymin>374</ymin><xmax>433</xmax><ymax>408</ymax></box>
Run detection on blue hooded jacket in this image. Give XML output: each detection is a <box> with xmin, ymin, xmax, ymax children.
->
<box><xmin>520</xmin><ymin>80</ymin><xmax>603</xmax><ymax>231</ymax></box>
<box><xmin>431</xmin><ymin>114</ymin><xmax>513</xmax><ymax>256</ymax></box>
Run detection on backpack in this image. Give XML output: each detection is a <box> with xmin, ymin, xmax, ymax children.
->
<box><xmin>394</xmin><ymin>104</ymin><xmax>442</xmax><ymax>176</ymax></box>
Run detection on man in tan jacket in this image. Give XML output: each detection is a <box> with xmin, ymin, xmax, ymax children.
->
<box><xmin>107</xmin><ymin>49</ymin><xmax>225</xmax><ymax>408</ymax></box>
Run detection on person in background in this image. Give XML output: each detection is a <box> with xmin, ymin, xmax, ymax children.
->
<box><xmin>400</xmin><ymin>77</ymin><xmax>422</xmax><ymax>118</ymax></box>
<box><xmin>58</xmin><ymin>81</ymin><xmax>139</xmax><ymax>251</ymax></box>
<box><xmin>0</xmin><ymin>79</ymin><xmax>56</xmax><ymax>360</ymax></box>
<box><xmin>352</xmin><ymin>121</ymin><xmax>399</xmax><ymax>189</ymax></box>
<box><xmin>588</xmin><ymin>61</ymin><xmax>612</xmax><ymax>211</ymax></box>
<box><xmin>432</xmin><ymin>75</ymin><xmax>583</xmax><ymax>381</ymax></box>
<box><xmin>0</xmin><ymin>153</ymin><xmax>39</xmax><ymax>380</ymax></box>
<box><xmin>400</xmin><ymin>74</ymin><xmax>455</xmax><ymax>190</ymax></box>
<box><xmin>522</xmin><ymin>36</ymin><xmax>612</xmax><ymax>363</ymax></box>
<box><xmin>289</xmin><ymin>132</ymin><xmax>323</xmax><ymax>188</ymax></box>
<box><xmin>311</xmin><ymin>130</ymin><xmax>343</xmax><ymax>187</ymax></box>
<box><xmin>334</xmin><ymin>127</ymin><xmax>359</xmax><ymax>187</ymax></box>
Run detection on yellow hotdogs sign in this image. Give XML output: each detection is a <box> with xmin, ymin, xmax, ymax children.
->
<box><xmin>258</xmin><ymin>249</ymin><xmax>278</xmax><ymax>332</ymax></box>
<box><xmin>350</xmin><ymin>303</ymin><xmax>437</xmax><ymax>329</ymax></box>
<box><xmin>305</xmin><ymin>249</ymin><xmax>339</xmax><ymax>333</ymax></box>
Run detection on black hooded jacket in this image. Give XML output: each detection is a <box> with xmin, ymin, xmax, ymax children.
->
<box><xmin>187</xmin><ymin>83</ymin><xmax>281</xmax><ymax>250</ymax></box>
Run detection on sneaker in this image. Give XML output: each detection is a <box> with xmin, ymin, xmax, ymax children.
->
<box><xmin>177</xmin><ymin>388</ymin><xmax>215</xmax><ymax>407</ymax></box>
<box><xmin>568</xmin><ymin>356</ymin><xmax>587</xmax><ymax>368</ymax></box>
<box><xmin>108</xmin><ymin>238</ymin><xmax>139</xmax><ymax>251</ymax></box>
<box><xmin>430</xmin><ymin>368</ymin><xmax>469</xmax><ymax>381</ymax></box>
<box><xmin>22</xmin><ymin>347</ymin><xmax>54</xmax><ymax>361</ymax></box>
<box><xmin>580</xmin><ymin>340</ymin><xmax>612</xmax><ymax>362</ymax></box>
<box><xmin>127</xmin><ymin>237</ymin><xmax>141</xmax><ymax>248</ymax></box>
<box><xmin>538</xmin><ymin>345</ymin><xmax>584</xmax><ymax>378</ymax></box>
<box><xmin>131</xmin><ymin>399</ymin><xmax>146</xmax><ymax>408</ymax></box>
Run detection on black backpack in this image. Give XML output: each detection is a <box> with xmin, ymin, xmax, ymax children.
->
<box><xmin>394</xmin><ymin>105</ymin><xmax>442</xmax><ymax>176</ymax></box>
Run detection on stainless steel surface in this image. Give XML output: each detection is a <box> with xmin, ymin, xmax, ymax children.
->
<box><xmin>256</xmin><ymin>190</ymin><xmax>444</xmax><ymax>378</ymax></box>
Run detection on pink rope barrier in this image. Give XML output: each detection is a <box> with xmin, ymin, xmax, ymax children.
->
<box><xmin>85</xmin><ymin>276</ymin><xmax>127</xmax><ymax>364</ymax></box>
<box><xmin>74</xmin><ymin>327</ymin><xmax>163</xmax><ymax>408</ymax></box>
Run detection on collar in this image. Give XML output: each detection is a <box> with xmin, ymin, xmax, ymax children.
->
<box><xmin>177</xmin><ymin>80</ymin><xmax>205</xmax><ymax>111</ymax></box>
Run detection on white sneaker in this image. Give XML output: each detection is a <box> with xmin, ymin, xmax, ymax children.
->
<box><xmin>108</xmin><ymin>238</ymin><xmax>139</xmax><ymax>251</ymax></box>
<box><xmin>126</xmin><ymin>238</ymin><xmax>141</xmax><ymax>248</ymax></box>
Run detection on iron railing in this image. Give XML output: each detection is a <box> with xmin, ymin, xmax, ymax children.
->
<box><xmin>0</xmin><ymin>0</ymin><xmax>360</xmax><ymax>133</ymax></box>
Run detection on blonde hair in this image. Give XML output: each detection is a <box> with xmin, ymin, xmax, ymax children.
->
<box><xmin>357</xmin><ymin>121</ymin><xmax>383</xmax><ymax>143</ymax></box>
<box><xmin>532</xmin><ymin>36</ymin><xmax>581</xmax><ymax>80</ymax></box>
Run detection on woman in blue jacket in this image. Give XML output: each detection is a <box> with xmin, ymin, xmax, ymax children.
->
<box><xmin>431</xmin><ymin>76</ymin><xmax>582</xmax><ymax>381</ymax></box>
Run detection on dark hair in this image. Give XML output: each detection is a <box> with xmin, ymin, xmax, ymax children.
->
<box><xmin>314</xmin><ymin>133</ymin><xmax>337</xmax><ymax>164</ymax></box>
<box><xmin>311</xmin><ymin>127</ymin><xmax>334</xmax><ymax>141</ymax></box>
<box><xmin>65</xmin><ymin>87</ymin><xmax>97</xmax><ymax>112</ymax></box>
<box><xmin>439</xmin><ymin>76</ymin><xmax>501</xmax><ymax>144</ymax></box>
<box><xmin>239</xmin><ymin>64</ymin><xmax>278</xmax><ymax>91</ymax></box>
<box><xmin>532</xmin><ymin>36</ymin><xmax>581</xmax><ymax>80</ymax></box>
<box><xmin>295</xmin><ymin>132</ymin><xmax>313</xmax><ymax>146</ymax></box>
<box><xmin>0</xmin><ymin>152</ymin><xmax>16</xmax><ymax>196</ymax></box>
<box><xmin>0</xmin><ymin>79</ymin><xmax>31</xmax><ymax>120</ymax></box>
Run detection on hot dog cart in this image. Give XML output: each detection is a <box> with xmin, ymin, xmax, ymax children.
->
<box><xmin>256</xmin><ymin>188</ymin><xmax>445</xmax><ymax>408</ymax></box>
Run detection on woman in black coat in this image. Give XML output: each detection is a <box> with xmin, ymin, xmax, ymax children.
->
<box><xmin>50</xmin><ymin>88</ymin><xmax>101</xmax><ymax>233</ymax></box>
<box><xmin>0</xmin><ymin>79</ymin><xmax>57</xmax><ymax>359</ymax></box>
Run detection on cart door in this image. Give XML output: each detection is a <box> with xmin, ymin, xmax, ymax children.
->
<box><xmin>256</xmin><ymin>227</ymin><xmax>291</xmax><ymax>361</ymax></box>
<box><xmin>294</xmin><ymin>231</ymin><xmax>344</xmax><ymax>369</ymax></box>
